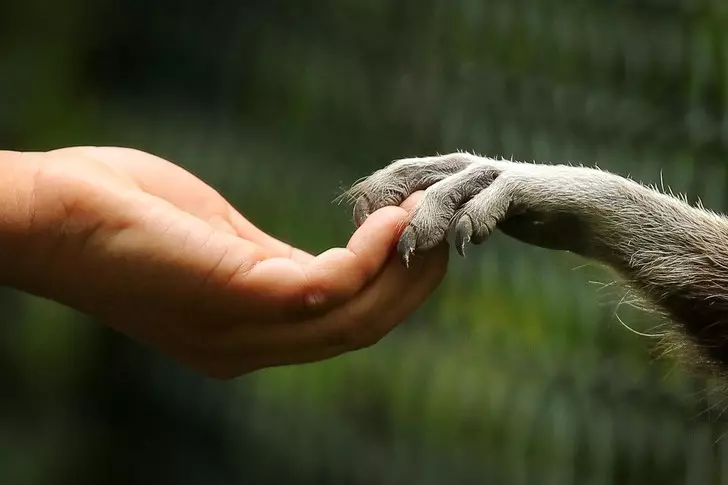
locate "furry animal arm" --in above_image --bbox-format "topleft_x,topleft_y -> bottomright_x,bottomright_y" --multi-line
345,153 -> 728,374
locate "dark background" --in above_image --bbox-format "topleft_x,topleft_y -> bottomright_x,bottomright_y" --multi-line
3,1 -> 728,484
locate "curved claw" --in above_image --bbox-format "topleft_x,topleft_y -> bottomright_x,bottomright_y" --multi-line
397,226 -> 417,268
353,196 -> 371,227
454,216 -> 473,257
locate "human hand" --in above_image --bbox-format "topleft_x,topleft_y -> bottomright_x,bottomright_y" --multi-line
0,147 -> 449,378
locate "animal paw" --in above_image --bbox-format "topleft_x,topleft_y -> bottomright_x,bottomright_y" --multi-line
345,153 -> 520,266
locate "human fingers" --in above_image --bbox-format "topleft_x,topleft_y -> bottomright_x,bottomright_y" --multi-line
220,189 -> 429,267
399,190 -> 425,211
208,202 -> 416,321
218,188 -> 428,265
221,189 -> 429,269
225,191 -> 429,317
309,240 -> 449,351
274,191 -> 428,313
194,241 -> 449,377
223,204 -> 313,261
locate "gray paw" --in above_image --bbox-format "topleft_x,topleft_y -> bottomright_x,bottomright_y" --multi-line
347,154 -> 474,227
345,153 -> 517,266
450,182 -> 512,256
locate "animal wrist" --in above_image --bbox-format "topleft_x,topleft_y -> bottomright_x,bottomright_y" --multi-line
583,176 -> 719,271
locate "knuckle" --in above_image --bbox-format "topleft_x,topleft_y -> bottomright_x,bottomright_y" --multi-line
476,166 -> 501,185
490,171 -> 519,194
424,185 -> 455,210
33,165 -> 103,235
412,203 -> 450,232
302,287 -> 328,314
418,192 -> 444,213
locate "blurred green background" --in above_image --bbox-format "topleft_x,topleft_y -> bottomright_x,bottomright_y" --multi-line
3,1 -> 728,484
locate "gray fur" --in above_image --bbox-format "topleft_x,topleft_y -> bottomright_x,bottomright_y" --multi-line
345,152 -> 728,377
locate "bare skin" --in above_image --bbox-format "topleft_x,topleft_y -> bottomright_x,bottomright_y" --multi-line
346,152 -> 728,375
0,146 -> 449,379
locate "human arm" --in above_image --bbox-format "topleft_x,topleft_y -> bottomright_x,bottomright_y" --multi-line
0,147 -> 449,378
